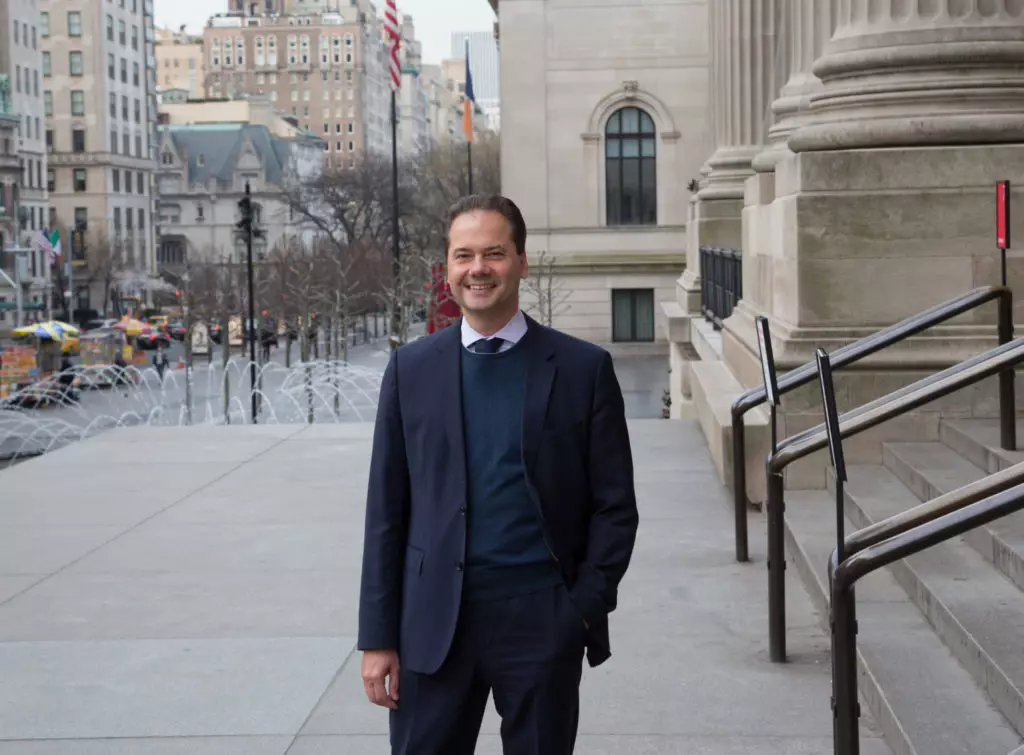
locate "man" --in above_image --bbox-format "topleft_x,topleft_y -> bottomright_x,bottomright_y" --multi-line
358,194 -> 638,754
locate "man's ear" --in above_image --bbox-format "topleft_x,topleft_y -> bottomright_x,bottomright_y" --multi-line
519,253 -> 529,279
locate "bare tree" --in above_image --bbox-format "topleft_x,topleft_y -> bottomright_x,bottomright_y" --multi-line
521,250 -> 571,327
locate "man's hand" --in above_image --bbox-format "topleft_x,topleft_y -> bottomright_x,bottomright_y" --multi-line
361,649 -> 400,709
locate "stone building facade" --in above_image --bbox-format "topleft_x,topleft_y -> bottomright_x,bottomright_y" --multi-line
660,0 -> 1024,502
154,121 -> 324,272
491,0 -> 711,346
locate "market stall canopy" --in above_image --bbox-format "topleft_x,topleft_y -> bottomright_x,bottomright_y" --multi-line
12,322 -> 69,341
112,318 -> 151,336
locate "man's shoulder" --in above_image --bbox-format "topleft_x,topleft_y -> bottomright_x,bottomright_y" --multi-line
533,322 -> 610,364
393,328 -> 452,364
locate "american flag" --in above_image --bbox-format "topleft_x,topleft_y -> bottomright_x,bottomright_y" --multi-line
383,0 -> 401,91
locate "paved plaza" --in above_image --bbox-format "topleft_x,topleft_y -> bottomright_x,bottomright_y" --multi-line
0,419 -> 889,754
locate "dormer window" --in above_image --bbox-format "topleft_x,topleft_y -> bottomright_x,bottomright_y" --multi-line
161,151 -> 173,165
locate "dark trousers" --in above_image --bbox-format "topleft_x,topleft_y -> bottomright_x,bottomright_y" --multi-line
390,583 -> 586,755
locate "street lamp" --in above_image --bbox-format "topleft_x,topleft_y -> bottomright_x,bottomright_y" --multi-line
236,180 -> 262,425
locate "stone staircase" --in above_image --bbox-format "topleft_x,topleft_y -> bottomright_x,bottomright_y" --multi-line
784,418 -> 1024,755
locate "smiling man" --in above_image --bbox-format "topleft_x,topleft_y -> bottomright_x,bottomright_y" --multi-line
357,194 -> 639,755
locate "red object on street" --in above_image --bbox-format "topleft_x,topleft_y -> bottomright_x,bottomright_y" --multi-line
997,180 -> 1011,250
427,263 -> 460,334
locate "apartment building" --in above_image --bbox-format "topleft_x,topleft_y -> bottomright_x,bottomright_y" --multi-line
203,1 -> 392,167
0,0 -> 48,244
41,0 -> 159,313
155,26 -> 204,99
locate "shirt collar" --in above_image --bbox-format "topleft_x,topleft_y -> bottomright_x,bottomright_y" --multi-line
461,309 -> 528,349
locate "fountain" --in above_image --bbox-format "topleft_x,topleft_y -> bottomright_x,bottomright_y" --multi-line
0,357 -> 383,463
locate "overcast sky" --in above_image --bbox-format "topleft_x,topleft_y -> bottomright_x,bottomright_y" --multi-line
155,1 -> 497,65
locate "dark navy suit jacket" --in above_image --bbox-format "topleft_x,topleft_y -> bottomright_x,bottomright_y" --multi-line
357,315 -> 639,675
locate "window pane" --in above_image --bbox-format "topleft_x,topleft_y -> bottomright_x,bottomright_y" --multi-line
606,157 -> 620,226
612,291 -> 634,342
605,111 -> 620,135
622,138 -> 640,158
621,107 -> 639,133
640,112 -> 655,133
640,137 -> 655,157
605,139 -> 620,158
621,158 -> 640,224
634,290 -> 655,341
641,157 -> 657,224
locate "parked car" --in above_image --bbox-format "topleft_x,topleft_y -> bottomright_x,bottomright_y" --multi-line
166,320 -> 187,341
136,330 -> 171,350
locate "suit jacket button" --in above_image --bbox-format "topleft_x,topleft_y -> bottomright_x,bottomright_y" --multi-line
459,506 -> 467,514
456,561 -> 464,571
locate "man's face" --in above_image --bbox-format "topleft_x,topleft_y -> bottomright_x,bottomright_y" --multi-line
446,210 -> 528,318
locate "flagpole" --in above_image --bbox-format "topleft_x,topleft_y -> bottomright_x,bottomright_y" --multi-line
467,139 -> 473,195
390,85 -> 401,350
385,0 -> 402,350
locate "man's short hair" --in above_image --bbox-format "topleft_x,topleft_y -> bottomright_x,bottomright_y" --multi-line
445,194 -> 527,256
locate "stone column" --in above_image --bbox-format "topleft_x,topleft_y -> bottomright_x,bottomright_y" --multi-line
752,0 -> 836,172
790,0 -> 1024,152
714,0 -> 1024,495
699,0 -> 784,200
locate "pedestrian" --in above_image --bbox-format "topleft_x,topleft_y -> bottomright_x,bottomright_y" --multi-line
152,345 -> 169,382
358,194 -> 639,755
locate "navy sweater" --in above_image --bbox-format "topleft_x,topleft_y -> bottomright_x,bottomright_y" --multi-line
460,338 -> 563,600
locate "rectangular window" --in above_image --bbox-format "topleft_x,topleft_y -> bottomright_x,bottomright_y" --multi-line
136,172 -> 144,195
68,11 -> 82,36
40,12 -> 49,37
47,169 -> 54,193
70,91 -> 84,115
110,130 -> 117,153
611,289 -> 655,343
112,169 -> 120,192
42,52 -> 50,77
108,53 -> 115,79
106,15 -> 114,41
73,168 -> 86,192
69,51 -> 83,76
133,62 -> 140,87
72,129 -> 85,152
135,135 -> 142,157
110,93 -> 117,118
120,58 -> 127,83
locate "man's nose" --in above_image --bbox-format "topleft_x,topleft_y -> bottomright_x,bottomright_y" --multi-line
469,256 -> 490,276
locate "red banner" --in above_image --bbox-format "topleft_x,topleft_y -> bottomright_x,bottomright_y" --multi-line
427,263 -> 460,334
997,180 -> 1011,249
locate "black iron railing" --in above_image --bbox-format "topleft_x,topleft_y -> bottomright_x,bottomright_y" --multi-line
729,286 -> 1015,563
829,481 -> 1024,755
763,336 -> 1024,662
700,246 -> 742,328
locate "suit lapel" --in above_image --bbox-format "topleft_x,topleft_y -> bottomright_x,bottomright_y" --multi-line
521,315 -> 556,474
435,322 -> 467,503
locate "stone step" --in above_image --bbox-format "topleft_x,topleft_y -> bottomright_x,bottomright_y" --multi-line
841,464 -> 1024,741
939,419 -> 1024,475
883,441 -> 1024,594
784,490 -> 1023,755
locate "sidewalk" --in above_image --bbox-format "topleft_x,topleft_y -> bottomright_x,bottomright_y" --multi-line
0,420 -> 889,754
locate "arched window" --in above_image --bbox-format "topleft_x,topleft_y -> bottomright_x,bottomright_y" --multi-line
605,106 -> 656,226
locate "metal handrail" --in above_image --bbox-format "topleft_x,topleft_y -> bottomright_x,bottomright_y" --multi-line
729,285 -> 1014,562
763,336 -> 1024,662
829,482 -> 1024,755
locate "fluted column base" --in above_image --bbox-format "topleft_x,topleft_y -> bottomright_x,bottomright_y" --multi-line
791,4 -> 1024,152
697,145 -> 761,201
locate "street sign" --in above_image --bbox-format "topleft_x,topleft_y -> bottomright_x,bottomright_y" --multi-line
755,315 -> 779,407
997,180 -> 1011,250
815,347 -> 846,484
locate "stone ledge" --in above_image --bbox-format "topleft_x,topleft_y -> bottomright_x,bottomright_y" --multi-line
691,361 -> 770,506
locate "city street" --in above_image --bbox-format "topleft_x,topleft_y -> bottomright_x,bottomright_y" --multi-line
0,323 -> 669,461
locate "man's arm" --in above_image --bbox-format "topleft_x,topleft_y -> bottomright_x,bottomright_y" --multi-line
569,351 -> 639,628
357,349 -> 411,652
